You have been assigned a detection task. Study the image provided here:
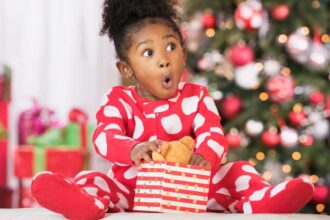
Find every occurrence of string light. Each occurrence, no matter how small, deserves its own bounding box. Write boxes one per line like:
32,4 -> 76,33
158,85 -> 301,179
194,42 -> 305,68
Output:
293,103 -> 303,112
278,34 -> 288,43
321,34 -> 330,43
263,171 -> 272,181
206,28 -> 215,37
255,62 -> 264,71
256,152 -> 265,161
301,26 -> 310,35
259,92 -> 269,101
281,67 -> 291,76
282,164 -> 292,173
225,20 -> 234,29
310,175 -> 319,184
316,203 -> 325,213
312,0 -> 321,9
292,151 -> 302,161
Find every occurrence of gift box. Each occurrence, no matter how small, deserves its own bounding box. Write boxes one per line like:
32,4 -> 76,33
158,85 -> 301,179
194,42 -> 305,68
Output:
133,162 -> 211,213
14,145 -> 86,178
0,101 -> 9,188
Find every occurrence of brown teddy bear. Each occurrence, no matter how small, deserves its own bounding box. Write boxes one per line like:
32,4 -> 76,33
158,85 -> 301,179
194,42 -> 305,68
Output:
152,136 -> 195,164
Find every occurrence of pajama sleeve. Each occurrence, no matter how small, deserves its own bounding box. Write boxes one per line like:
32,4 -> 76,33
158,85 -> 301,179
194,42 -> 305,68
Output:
92,88 -> 140,165
193,86 -> 228,171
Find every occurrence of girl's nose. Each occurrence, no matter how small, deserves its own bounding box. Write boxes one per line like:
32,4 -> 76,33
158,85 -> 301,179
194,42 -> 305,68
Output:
159,61 -> 170,68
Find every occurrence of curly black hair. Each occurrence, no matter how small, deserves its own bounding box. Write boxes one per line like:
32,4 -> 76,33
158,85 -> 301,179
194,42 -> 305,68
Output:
100,0 -> 183,62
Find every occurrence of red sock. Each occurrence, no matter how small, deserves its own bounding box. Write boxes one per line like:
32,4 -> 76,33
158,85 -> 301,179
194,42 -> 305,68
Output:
31,172 -> 108,220
236,178 -> 314,213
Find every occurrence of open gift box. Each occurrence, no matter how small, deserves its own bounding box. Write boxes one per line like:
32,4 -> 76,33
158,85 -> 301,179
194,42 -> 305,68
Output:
133,162 -> 211,213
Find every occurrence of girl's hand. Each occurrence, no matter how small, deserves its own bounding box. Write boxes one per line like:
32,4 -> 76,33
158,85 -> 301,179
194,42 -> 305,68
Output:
130,140 -> 163,166
189,153 -> 211,168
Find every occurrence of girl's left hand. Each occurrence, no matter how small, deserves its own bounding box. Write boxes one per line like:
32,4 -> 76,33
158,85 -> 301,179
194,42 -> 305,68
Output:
189,153 -> 211,168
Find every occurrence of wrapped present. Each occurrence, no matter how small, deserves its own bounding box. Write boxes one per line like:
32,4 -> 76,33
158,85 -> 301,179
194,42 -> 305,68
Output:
67,108 -> 89,150
133,162 -> 211,213
0,101 -> 9,188
14,145 -> 86,178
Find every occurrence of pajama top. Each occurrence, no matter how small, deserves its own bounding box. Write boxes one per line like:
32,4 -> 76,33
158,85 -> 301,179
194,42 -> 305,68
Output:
92,82 -> 228,189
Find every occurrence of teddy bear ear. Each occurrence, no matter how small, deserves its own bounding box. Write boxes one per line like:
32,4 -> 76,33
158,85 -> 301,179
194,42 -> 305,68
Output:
180,136 -> 195,150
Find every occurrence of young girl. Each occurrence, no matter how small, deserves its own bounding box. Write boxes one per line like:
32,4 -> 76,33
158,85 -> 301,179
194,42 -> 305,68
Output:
31,0 -> 314,219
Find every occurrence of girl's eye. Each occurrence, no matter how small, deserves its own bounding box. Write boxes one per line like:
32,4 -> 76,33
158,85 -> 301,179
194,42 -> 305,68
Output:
166,43 -> 176,51
142,49 -> 153,57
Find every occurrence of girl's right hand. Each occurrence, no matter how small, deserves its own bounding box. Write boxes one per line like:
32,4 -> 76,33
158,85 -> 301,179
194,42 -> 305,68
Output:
130,140 -> 163,166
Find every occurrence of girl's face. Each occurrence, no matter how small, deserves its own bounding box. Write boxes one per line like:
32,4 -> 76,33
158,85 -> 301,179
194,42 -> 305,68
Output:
121,22 -> 186,101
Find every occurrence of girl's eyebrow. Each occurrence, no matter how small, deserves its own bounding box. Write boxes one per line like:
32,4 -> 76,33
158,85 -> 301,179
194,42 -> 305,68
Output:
136,34 -> 178,49
163,34 -> 178,40
136,39 -> 152,50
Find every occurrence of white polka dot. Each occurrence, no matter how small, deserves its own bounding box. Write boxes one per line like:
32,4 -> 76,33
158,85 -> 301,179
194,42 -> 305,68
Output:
94,198 -> 105,210
107,169 -> 115,178
181,96 -> 199,115
210,127 -> 224,135
154,104 -> 169,113
212,162 -> 233,184
169,93 -> 180,102
145,113 -> 156,119
148,135 -> 157,141
228,201 -> 238,213
207,198 -> 226,211
74,171 -> 95,179
242,165 -> 259,175
104,123 -> 121,131
94,177 -> 111,193
178,82 -> 185,90
207,140 -> 224,158
123,89 -> 135,101
196,132 -> 210,149
82,187 -> 98,196
243,202 -> 252,214
123,166 -> 137,179
203,96 -> 219,116
112,179 -> 130,194
104,106 -> 121,118
270,181 -> 288,198
216,188 -> 231,196
235,175 -> 251,192
249,187 -> 270,201
161,114 -> 182,134
117,193 -> 129,210
95,132 -> 107,156
114,135 -> 132,140
75,178 -> 87,185
193,113 -> 205,131
119,98 -> 132,119
133,116 -> 144,139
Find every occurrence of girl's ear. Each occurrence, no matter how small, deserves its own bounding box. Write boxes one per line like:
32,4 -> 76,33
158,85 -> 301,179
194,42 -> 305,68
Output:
116,60 -> 134,79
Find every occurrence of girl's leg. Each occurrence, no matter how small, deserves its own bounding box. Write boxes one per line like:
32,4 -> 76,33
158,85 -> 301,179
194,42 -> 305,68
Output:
208,161 -> 314,213
31,171 -> 134,220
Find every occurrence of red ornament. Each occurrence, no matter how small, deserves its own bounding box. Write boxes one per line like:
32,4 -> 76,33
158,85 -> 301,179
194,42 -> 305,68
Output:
234,0 -> 265,31
220,95 -> 242,119
325,95 -> 330,111
312,185 -> 329,204
271,3 -> 290,21
229,45 -> 254,66
266,75 -> 295,103
201,13 -> 216,29
299,135 -> 314,147
225,131 -> 241,148
261,130 -> 281,148
309,91 -> 325,105
288,111 -> 307,126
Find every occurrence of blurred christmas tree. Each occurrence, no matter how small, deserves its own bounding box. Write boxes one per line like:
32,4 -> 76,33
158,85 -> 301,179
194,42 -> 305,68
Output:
182,0 -> 330,214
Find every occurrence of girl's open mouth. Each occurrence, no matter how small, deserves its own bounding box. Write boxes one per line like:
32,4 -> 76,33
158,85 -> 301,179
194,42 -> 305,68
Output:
162,75 -> 173,89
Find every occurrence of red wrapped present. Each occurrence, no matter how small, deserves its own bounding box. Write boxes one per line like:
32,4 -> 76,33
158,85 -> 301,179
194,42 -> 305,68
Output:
14,145 -> 86,178
133,162 -> 211,213
0,101 -> 9,188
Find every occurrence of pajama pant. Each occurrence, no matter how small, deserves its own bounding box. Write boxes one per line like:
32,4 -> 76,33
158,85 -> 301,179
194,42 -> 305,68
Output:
73,161 -> 269,213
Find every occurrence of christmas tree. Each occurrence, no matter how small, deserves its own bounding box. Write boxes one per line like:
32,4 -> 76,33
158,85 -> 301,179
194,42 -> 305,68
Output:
182,0 -> 330,214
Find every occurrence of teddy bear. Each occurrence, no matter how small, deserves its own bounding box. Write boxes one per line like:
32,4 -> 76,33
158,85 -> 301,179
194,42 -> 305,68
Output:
152,136 -> 195,164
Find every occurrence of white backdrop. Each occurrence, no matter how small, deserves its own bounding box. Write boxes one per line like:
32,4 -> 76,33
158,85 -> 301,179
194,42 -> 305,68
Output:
0,0 -> 120,193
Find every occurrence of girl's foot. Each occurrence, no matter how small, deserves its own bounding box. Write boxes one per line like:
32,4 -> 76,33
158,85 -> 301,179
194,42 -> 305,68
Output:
31,172 -> 108,220
236,178 -> 314,213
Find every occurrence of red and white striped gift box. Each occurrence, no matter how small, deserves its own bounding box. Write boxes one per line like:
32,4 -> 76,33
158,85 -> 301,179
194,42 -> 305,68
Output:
133,162 -> 211,213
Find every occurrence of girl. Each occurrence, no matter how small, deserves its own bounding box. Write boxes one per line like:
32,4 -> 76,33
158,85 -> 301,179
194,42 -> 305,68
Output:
31,0 -> 314,219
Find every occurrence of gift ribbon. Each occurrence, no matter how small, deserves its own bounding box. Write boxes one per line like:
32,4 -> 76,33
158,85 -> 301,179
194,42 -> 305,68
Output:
34,147 -> 46,174
69,108 -> 88,151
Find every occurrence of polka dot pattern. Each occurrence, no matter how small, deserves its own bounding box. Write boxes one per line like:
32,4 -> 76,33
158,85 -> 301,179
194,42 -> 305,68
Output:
104,124 -> 121,131
123,166 -> 137,180
193,113 -> 205,131
207,139 -> 224,158
243,202 -> 252,214
94,177 -> 111,193
95,132 -> 107,156
133,116 -> 144,139
242,165 -> 259,175
270,181 -> 288,198
249,187 -> 269,201
210,127 -> 224,135
235,175 -> 251,192
119,99 -> 132,119
216,187 -> 231,196
203,96 -> 219,116
212,162 -> 233,184
154,104 -> 169,113
196,132 -> 210,149
103,106 -> 121,118
181,96 -> 199,115
207,198 -> 226,211
161,114 -> 182,134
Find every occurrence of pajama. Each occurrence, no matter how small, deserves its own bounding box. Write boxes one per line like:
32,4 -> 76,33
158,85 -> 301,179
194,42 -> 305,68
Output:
31,82 -> 314,218
75,82 -> 270,212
